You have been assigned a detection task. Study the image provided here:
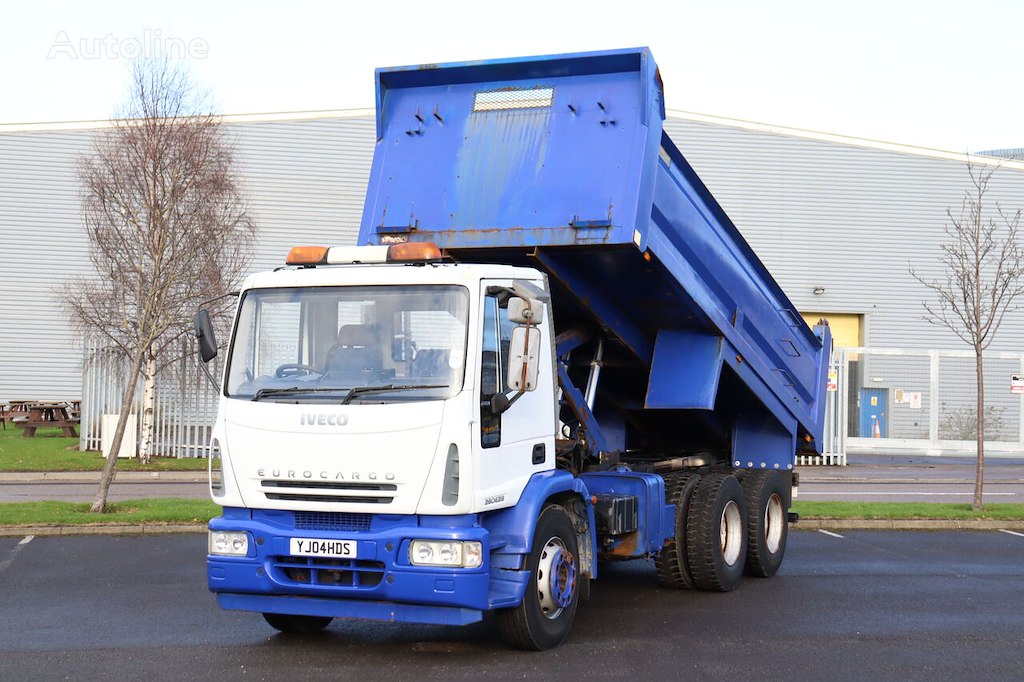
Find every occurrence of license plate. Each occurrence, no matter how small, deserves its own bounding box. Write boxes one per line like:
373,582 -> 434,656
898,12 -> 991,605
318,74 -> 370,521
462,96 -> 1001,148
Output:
290,538 -> 356,558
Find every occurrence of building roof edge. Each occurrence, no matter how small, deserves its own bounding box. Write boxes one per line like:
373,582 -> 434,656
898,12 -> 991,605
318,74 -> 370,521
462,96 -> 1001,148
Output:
666,109 -> 1024,170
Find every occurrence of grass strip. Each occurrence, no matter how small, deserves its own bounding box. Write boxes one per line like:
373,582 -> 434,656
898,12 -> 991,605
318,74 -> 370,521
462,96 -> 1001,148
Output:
793,500 -> 1024,520
1,499 -> 1022,527
0,428 -> 207,472
0,498 -> 219,526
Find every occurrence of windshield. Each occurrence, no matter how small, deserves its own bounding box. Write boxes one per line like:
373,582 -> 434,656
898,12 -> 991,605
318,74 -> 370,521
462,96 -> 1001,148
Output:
226,285 -> 469,402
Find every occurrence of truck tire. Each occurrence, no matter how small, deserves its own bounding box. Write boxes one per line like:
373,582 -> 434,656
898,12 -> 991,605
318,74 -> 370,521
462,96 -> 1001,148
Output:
262,613 -> 333,633
497,504 -> 580,650
685,473 -> 748,592
739,470 -> 789,578
654,473 -> 701,589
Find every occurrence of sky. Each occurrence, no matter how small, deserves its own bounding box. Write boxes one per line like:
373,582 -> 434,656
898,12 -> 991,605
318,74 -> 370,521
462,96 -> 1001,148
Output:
3,0 -> 1022,153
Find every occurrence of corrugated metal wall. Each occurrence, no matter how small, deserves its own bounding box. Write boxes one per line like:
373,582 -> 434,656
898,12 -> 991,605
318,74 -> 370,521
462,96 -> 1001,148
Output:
229,114 -> 374,273
0,113 -> 374,402
0,129 -> 95,401
664,116 -> 1024,352
2,110 -> 1024,402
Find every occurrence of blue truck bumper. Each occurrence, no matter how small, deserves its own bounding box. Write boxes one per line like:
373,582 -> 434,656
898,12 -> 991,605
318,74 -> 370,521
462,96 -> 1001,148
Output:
207,509 -> 528,625
216,593 -> 484,626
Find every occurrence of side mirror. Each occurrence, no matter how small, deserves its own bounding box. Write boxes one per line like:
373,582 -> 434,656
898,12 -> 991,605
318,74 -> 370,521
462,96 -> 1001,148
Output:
193,309 -> 218,363
507,325 -> 541,391
507,297 -> 544,324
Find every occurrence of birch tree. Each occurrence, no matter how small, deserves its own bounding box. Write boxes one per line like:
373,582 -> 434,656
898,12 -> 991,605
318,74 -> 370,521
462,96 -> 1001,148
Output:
67,60 -> 254,512
911,161 -> 1024,511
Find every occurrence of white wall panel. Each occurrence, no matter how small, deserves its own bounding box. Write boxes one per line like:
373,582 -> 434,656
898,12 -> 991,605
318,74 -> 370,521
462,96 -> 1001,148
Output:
0,115 -> 375,401
664,117 -> 1024,353
2,111 -> 1023,402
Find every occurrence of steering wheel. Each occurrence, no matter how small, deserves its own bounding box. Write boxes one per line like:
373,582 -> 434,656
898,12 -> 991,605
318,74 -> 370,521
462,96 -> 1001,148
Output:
275,364 -> 318,378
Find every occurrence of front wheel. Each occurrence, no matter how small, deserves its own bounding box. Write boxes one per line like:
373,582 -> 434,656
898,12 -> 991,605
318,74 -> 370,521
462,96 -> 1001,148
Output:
262,613 -> 333,633
497,504 -> 580,650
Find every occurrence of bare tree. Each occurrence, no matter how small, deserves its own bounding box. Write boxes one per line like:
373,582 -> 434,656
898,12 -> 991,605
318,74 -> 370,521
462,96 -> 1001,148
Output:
66,60 -> 254,512
911,161 -> 1024,510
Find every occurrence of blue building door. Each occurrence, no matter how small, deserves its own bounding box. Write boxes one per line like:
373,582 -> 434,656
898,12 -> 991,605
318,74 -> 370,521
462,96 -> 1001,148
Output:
859,388 -> 888,438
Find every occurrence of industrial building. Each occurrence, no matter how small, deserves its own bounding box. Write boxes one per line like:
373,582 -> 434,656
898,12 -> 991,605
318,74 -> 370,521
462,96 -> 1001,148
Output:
2,109 -> 1023,455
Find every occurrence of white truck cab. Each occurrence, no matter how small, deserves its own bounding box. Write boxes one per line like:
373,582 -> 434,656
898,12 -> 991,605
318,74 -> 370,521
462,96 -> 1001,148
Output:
208,244 -> 556,517
199,244 -> 580,649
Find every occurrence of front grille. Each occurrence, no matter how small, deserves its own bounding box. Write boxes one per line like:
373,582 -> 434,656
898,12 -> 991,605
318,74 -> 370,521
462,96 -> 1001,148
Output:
272,556 -> 385,589
262,480 -> 397,491
261,479 -> 395,505
265,492 -> 393,504
294,511 -> 372,532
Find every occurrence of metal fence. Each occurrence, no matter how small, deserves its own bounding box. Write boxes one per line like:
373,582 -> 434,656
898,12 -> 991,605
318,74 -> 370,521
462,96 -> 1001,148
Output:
80,338 -> 220,457
816,347 -> 1024,464
797,355 -> 848,467
80,340 -> 1024,464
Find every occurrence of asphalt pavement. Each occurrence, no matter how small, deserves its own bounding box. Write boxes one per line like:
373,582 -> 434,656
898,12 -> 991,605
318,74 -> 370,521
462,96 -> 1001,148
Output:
1,531 -> 1022,680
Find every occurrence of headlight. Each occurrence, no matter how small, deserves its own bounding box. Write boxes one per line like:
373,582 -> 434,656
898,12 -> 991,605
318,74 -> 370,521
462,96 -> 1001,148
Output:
209,531 -> 249,556
409,540 -> 482,568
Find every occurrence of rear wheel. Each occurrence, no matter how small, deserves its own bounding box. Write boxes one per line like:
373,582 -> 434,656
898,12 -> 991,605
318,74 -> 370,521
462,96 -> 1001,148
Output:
685,474 -> 748,592
498,505 -> 580,650
655,473 -> 701,589
262,613 -> 333,633
739,470 -> 789,578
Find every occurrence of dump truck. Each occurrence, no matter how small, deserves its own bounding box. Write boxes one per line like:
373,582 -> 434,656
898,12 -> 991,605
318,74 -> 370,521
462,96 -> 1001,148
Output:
195,47 -> 831,650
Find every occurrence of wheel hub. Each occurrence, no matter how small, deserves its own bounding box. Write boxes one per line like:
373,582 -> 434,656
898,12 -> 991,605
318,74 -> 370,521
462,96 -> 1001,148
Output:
536,539 -> 576,618
764,492 -> 784,553
720,500 -> 743,566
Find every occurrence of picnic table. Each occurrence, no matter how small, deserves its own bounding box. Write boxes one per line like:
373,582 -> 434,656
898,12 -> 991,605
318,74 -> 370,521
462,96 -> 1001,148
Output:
18,401 -> 80,438
1,400 -> 36,430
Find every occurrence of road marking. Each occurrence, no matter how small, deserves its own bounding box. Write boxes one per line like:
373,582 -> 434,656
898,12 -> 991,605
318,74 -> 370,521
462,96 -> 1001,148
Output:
800,492 -> 1017,496
0,535 -> 34,574
998,529 -> 1024,538
817,530 -> 845,538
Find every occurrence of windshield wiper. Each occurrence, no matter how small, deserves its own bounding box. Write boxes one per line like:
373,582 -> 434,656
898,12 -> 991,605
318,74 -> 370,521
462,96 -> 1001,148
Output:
252,384 -> 449,403
252,386 -> 348,401
341,384 -> 449,405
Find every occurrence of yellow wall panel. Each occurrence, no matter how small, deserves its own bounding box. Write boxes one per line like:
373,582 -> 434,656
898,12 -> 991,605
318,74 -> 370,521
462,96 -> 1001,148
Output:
801,312 -> 861,348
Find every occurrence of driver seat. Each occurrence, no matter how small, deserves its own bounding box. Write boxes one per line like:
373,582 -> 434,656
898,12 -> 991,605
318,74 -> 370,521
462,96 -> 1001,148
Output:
325,324 -> 382,384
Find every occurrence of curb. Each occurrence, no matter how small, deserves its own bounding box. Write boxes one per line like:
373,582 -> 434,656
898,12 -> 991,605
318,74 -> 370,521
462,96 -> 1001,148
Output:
0,471 -> 206,483
0,523 -> 205,537
799,477 -> 1024,484
4,519 -> 1024,537
794,518 -> 1024,531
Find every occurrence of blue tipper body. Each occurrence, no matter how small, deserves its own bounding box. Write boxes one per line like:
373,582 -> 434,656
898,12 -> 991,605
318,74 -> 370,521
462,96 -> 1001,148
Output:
360,47 -> 831,467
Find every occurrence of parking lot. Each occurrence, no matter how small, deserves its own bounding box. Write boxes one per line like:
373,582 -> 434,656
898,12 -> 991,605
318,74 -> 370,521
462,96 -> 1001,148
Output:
1,530 -> 1022,680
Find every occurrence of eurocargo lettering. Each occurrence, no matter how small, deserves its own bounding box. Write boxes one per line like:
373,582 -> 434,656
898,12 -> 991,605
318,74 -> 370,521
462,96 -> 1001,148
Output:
194,48 -> 831,650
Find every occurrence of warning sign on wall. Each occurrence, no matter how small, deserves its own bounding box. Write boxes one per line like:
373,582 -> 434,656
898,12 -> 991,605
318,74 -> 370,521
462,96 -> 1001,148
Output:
1012,374 -> 1024,394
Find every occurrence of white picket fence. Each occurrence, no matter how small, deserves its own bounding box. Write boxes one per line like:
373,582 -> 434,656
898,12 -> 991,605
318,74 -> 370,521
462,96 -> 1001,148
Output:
80,338 -> 219,458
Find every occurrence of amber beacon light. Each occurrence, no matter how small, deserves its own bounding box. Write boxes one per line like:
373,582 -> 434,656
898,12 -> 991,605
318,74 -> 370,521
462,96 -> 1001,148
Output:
285,245 -> 329,265
286,243 -> 444,266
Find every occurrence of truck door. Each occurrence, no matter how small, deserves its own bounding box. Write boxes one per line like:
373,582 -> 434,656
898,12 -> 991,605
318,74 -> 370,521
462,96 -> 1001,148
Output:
474,283 -> 556,507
